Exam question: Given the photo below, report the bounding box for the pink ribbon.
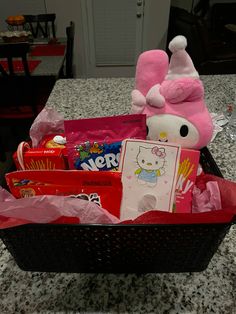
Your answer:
[151,146,166,158]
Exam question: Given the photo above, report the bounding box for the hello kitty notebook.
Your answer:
[118,139,181,220]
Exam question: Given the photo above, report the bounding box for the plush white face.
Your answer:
[147,114,199,148]
[137,146,165,171]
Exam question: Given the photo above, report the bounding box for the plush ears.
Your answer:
[131,35,213,150]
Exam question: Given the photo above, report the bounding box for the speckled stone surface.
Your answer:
[1,75,236,314]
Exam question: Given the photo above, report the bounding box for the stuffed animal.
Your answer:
[131,35,213,149]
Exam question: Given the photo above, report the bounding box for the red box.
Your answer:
[174,148,200,213]
[13,148,67,170]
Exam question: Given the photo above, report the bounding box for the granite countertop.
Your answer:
[1,75,236,313]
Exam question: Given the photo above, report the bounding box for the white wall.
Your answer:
[45,0,85,77]
[0,0,46,30]
[143,0,171,50]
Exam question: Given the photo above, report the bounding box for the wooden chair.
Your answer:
[24,14,56,38]
[0,43,38,159]
[0,42,30,76]
[66,21,75,78]
[59,21,75,79]
[0,42,38,116]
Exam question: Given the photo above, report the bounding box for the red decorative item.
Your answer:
[13,145,67,171]
[5,170,122,218]
[122,173,236,225]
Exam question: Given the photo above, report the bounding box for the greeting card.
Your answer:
[119,139,181,220]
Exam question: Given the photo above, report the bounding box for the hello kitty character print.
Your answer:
[135,146,166,187]
[119,139,181,220]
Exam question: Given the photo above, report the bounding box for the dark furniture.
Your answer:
[210,2,236,42]
[59,21,75,78]
[24,14,56,38]
[167,6,236,74]
[0,39,65,174]
[0,42,30,76]
[66,21,75,78]
[210,2,236,50]
[0,43,38,117]
[0,43,38,161]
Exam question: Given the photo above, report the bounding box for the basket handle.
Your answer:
[16,141,30,170]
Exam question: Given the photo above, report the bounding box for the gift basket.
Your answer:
[0,36,235,273]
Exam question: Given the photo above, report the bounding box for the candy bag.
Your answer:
[5,170,122,218]
[64,114,146,171]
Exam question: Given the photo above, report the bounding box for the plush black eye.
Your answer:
[155,161,158,165]
[180,125,189,137]
[142,159,145,163]
[146,126,149,135]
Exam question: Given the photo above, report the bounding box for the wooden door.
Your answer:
[81,0,145,77]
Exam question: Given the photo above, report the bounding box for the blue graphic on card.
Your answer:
[74,141,121,171]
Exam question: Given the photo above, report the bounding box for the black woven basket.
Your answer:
[0,147,235,273]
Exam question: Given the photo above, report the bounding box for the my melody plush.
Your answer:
[131,35,213,149]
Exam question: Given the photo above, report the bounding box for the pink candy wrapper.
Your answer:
[0,187,120,229]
